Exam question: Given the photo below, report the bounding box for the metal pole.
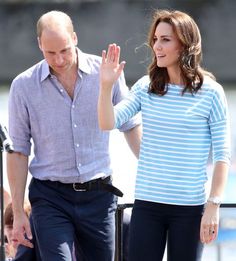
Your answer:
[115,203,134,261]
[0,124,14,261]
[0,145,6,261]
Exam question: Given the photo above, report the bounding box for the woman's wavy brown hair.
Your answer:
[147,9,215,96]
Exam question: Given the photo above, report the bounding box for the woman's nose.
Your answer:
[154,40,162,50]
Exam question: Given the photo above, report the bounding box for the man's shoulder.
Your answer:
[85,53,102,68]
[84,52,101,61]
[80,50,101,62]
[13,60,45,83]
[78,49,102,73]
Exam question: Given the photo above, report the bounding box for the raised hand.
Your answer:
[100,43,126,89]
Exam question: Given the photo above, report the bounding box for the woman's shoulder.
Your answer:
[132,75,150,90]
[202,75,224,93]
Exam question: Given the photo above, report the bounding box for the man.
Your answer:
[7,10,141,261]
[3,188,11,210]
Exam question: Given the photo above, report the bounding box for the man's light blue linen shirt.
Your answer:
[8,49,139,183]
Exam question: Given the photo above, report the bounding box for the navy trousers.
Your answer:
[28,178,117,261]
[128,200,204,261]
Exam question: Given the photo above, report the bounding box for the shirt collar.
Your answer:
[40,60,51,82]
[40,48,92,82]
[77,48,92,74]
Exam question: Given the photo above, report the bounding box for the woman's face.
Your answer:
[152,22,183,72]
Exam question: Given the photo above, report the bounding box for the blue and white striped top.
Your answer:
[114,75,231,205]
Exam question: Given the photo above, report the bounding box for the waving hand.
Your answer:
[100,43,126,89]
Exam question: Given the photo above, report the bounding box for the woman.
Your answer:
[98,9,231,261]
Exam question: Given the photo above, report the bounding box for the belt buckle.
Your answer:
[73,183,86,192]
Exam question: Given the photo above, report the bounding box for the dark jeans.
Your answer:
[28,178,117,261]
[128,200,204,261]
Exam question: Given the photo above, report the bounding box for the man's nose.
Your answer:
[55,55,64,65]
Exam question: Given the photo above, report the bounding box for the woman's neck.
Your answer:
[167,67,183,85]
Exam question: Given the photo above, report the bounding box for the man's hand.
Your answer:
[13,212,33,248]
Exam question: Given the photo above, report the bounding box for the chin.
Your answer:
[156,63,165,68]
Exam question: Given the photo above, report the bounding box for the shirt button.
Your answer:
[60,89,63,93]
[78,163,82,167]
[76,144,80,147]
[74,124,77,128]
[72,105,75,109]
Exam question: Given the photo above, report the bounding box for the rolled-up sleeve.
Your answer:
[8,77,32,156]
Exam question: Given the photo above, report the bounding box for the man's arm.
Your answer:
[124,125,142,159]
[7,152,33,248]
[3,188,11,208]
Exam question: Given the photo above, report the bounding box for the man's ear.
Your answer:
[38,37,42,51]
[73,32,78,46]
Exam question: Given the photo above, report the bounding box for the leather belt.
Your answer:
[72,176,123,197]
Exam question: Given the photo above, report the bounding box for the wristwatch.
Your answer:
[207,196,222,206]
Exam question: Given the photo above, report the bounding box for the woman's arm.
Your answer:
[124,125,142,159]
[98,43,126,130]
[200,161,229,244]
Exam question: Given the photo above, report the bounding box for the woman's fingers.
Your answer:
[100,43,125,87]
[101,50,106,64]
[118,61,126,74]
[200,223,218,244]
[102,43,120,64]
[114,45,121,65]
[106,44,113,63]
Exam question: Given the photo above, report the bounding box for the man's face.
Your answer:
[38,29,78,76]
